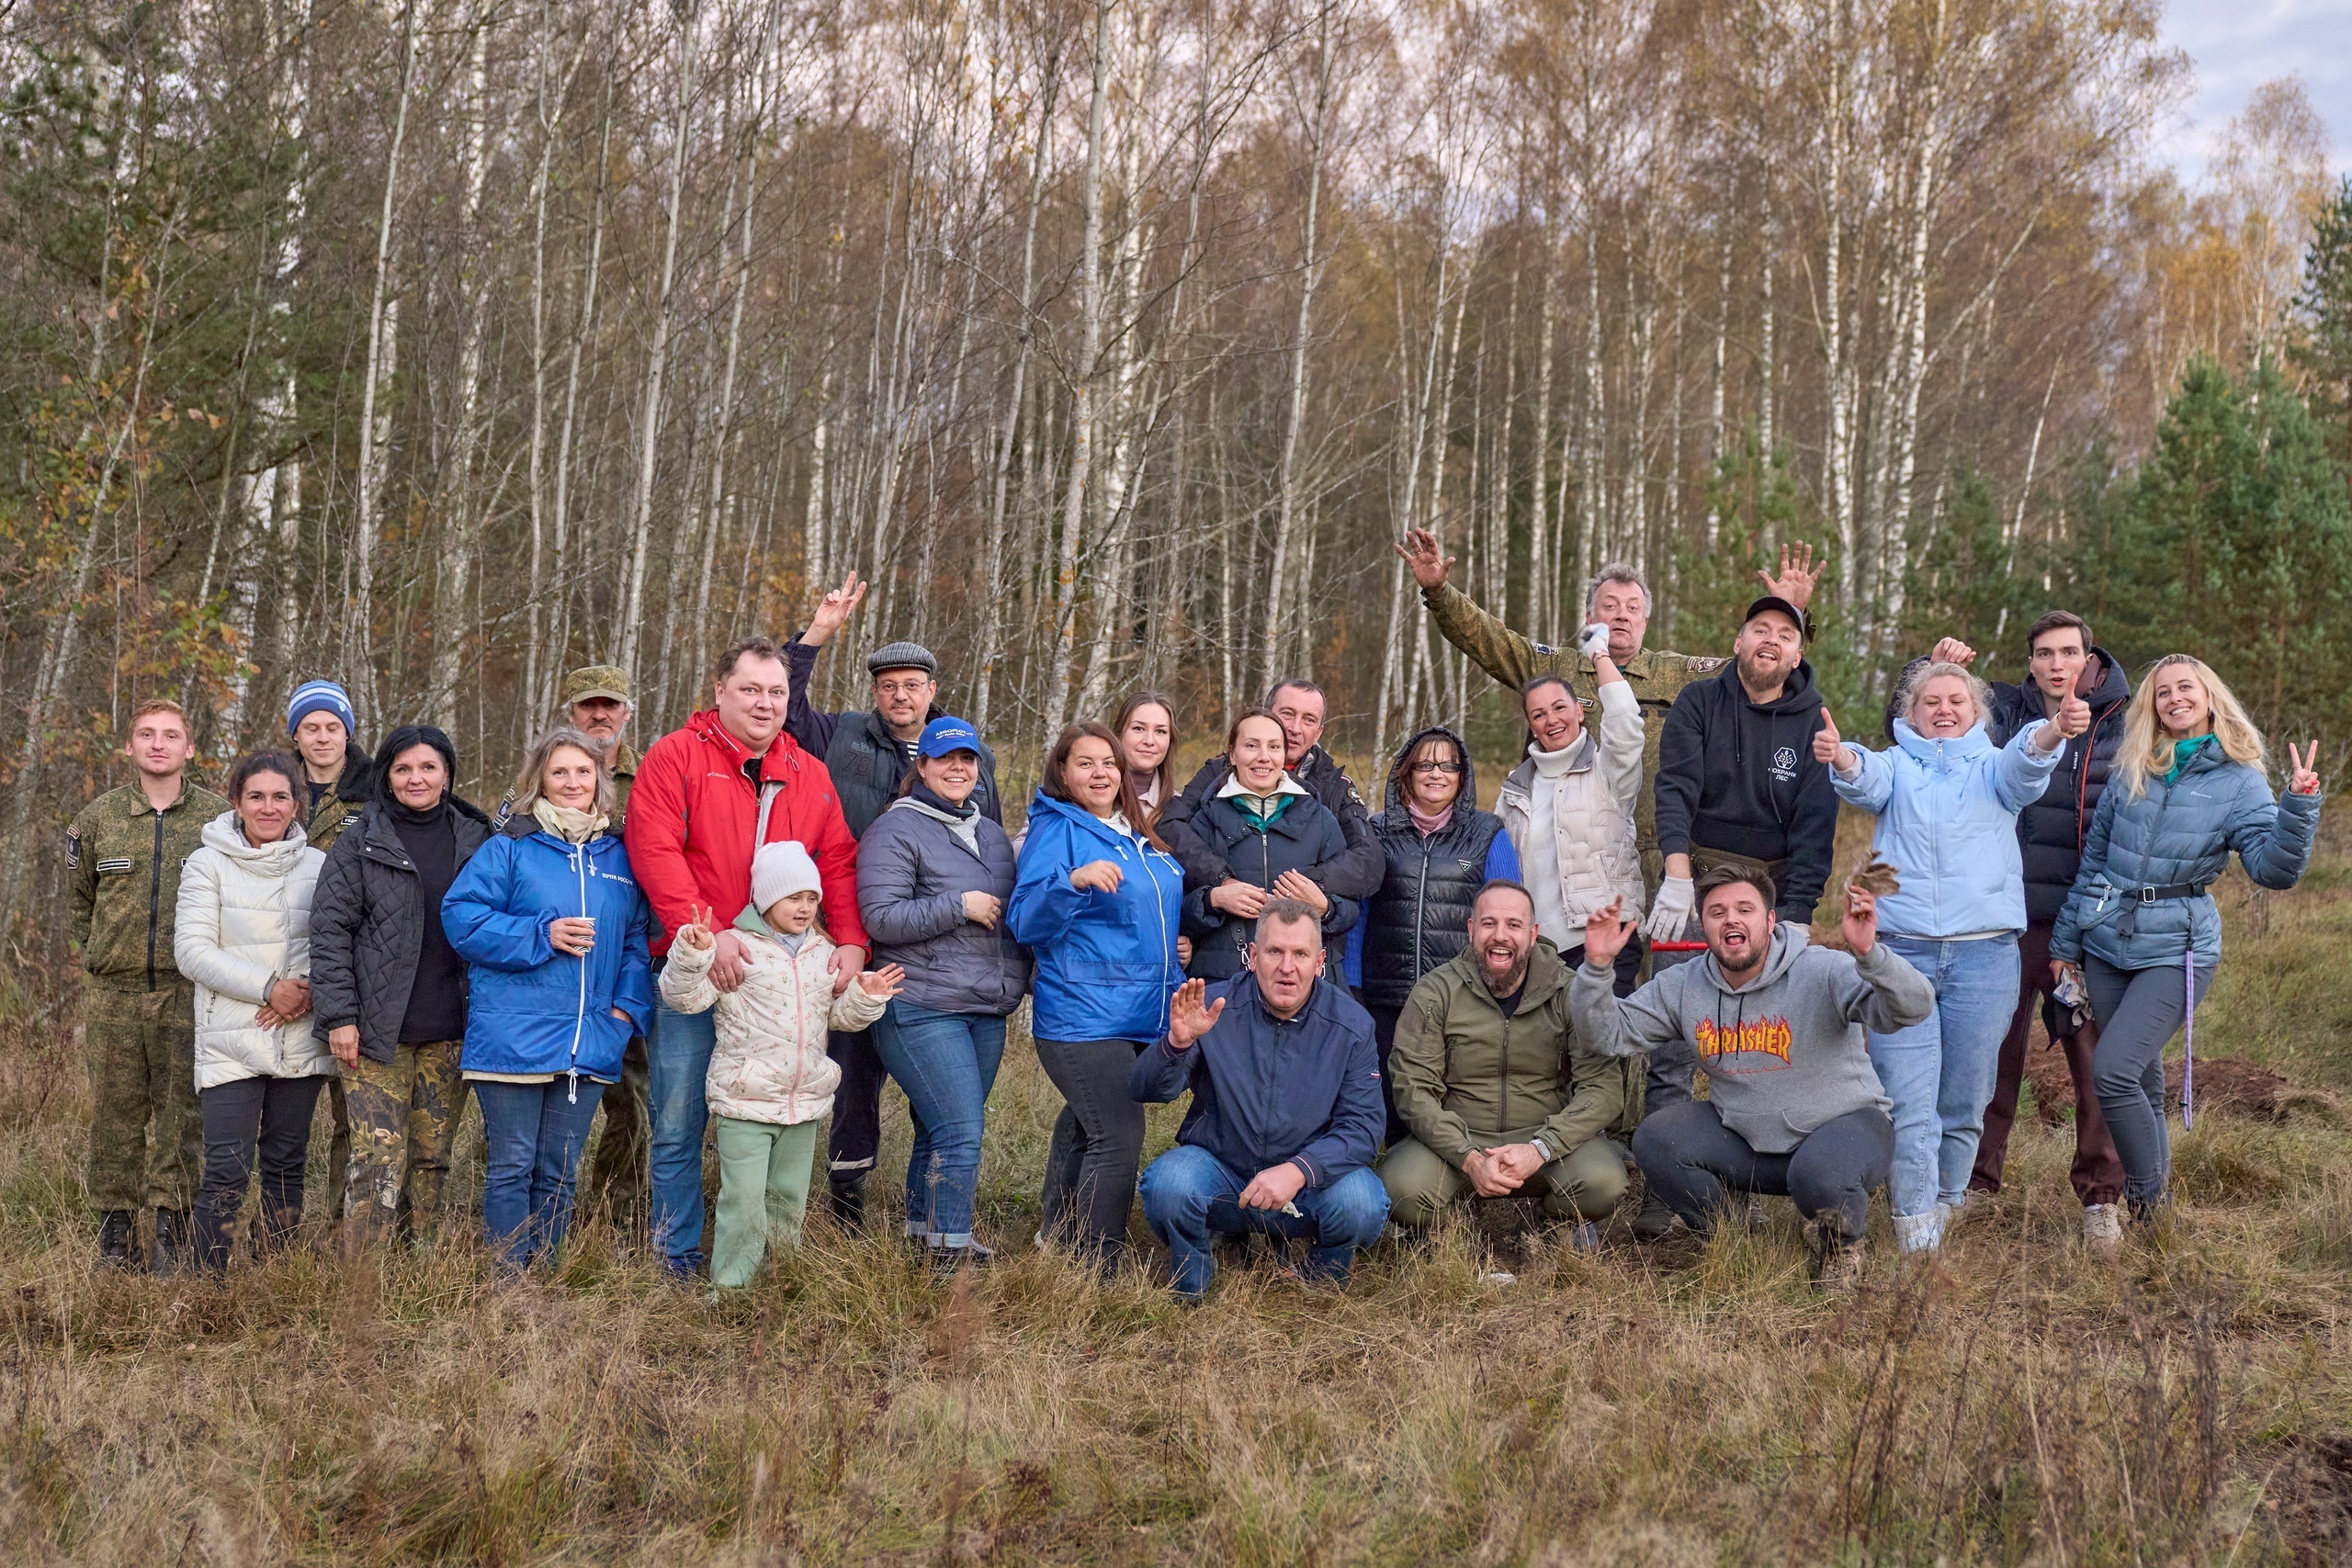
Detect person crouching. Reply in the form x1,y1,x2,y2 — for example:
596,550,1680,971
659,841,902,1286
1132,901,1390,1300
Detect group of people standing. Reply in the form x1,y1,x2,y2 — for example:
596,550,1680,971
65,538,2323,1295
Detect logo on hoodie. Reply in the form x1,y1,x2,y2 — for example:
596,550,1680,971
1695,1014,1793,1071
1770,746,1798,781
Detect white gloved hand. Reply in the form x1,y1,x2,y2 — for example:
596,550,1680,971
1641,875,1695,943
1577,622,1611,659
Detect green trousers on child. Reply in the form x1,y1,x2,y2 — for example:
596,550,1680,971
711,1115,820,1287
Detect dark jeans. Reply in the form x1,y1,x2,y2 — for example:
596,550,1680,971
1365,1005,1409,1149
1971,925,2124,1207
869,1000,1007,1246
194,1075,326,1271
2085,955,2214,1205
1139,1144,1391,1299
1034,1035,1148,1264
476,1078,606,1269
1633,1100,1894,1242
825,1026,888,1189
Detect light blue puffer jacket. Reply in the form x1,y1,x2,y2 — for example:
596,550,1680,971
2051,741,2320,970
1007,791,1184,1043
1831,718,2061,938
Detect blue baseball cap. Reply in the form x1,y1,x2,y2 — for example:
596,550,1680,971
287,680,357,738
917,716,981,759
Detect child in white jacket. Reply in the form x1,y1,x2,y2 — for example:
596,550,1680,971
661,840,900,1286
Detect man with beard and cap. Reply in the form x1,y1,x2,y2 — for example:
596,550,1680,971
1396,532,1825,898
1570,864,1933,1289
780,572,1002,1233
1378,882,1639,1250
1131,902,1389,1301
495,665,651,1240
1927,615,2133,1251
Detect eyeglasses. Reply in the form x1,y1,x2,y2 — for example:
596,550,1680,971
1408,760,1464,775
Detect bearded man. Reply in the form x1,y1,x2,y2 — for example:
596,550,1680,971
1377,881,1639,1247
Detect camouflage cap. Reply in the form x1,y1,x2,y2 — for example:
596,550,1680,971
560,665,634,705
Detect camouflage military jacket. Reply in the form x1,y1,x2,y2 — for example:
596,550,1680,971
1423,581,1728,886
68,779,230,989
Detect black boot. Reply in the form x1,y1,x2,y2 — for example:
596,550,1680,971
97,1209,136,1270
150,1207,190,1278
828,1178,867,1235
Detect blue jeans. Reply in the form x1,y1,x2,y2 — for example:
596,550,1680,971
649,993,719,1273
1868,935,2020,1218
1139,1144,1391,1300
869,999,1006,1247
475,1078,605,1269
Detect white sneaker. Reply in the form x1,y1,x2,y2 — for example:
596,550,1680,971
2082,1202,2123,1255
1893,1211,1944,1254
1936,1194,1974,1235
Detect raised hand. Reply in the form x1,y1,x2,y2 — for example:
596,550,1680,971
1395,528,1453,591
672,904,719,952
803,570,868,647
1070,859,1125,895
1840,886,1879,957
1760,541,1824,610
1584,896,1636,967
1272,868,1329,915
856,962,906,999
961,889,1003,928
2287,741,2322,796
2052,692,2092,739
1166,976,1227,1049
1930,637,1975,667
1813,706,1855,773
1577,622,1611,658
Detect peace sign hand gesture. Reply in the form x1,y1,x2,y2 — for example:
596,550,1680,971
2287,741,2323,797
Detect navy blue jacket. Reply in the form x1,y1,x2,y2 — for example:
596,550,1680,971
1654,657,1838,923
441,821,654,1083
1177,791,1363,981
1129,973,1384,1189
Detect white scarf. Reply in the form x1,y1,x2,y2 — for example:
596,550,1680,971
532,797,610,843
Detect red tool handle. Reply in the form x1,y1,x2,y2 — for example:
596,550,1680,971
1649,941,1709,952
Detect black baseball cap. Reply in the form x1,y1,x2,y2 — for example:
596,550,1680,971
1742,594,1813,641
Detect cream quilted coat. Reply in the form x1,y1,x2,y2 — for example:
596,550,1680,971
659,927,887,1125
175,811,333,1089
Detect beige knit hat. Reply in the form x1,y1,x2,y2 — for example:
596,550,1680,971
751,840,822,913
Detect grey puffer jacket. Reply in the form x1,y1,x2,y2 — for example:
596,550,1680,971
310,798,492,1064
2051,740,2319,971
856,795,1033,1016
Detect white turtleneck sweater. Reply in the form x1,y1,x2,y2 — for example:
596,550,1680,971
1521,737,1589,951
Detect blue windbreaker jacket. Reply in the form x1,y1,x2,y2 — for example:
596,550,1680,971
1831,717,2061,938
442,821,655,1084
1007,791,1184,1043
2051,743,2319,970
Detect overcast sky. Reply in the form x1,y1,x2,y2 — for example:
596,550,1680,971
2153,0,2352,177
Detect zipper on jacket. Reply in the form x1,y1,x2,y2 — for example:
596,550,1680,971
147,807,164,991
566,841,589,1103
1409,838,1432,983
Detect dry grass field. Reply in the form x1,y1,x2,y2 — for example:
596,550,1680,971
2,824,2349,1564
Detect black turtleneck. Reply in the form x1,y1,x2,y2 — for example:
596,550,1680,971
389,796,467,1043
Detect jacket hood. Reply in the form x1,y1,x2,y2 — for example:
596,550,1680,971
1025,788,1140,849
1723,653,1824,716
1381,725,1479,816
200,808,313,871
1891,717,1997,764
2079,649,2131,712
332,741,376,802
1697,920,1812,998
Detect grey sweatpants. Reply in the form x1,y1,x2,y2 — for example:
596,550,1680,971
2086,955,2214,1205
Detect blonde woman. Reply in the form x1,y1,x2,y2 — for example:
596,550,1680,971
2050,656,2323,1229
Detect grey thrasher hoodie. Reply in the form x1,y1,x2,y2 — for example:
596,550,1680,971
1568,924,1932,1153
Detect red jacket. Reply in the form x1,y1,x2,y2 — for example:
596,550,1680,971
625,708,869,957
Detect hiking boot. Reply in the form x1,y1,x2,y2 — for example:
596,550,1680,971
150,1207,190,1278
1744,1193,1771,1231
2082,1201,2124,1256
928,1240,995,1278
1807,1222,1868,1292
2126,1192,2175,1238
97,1209,136,1270
827,1179,867,1235
1631,1189,1679,1240
1566,1221,1606,1255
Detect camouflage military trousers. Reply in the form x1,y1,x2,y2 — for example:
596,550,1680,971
582,1033,650,1238
341,1041,468,1247
84,982,203,1212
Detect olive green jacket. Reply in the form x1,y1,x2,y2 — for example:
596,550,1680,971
1423,581,1729,892
68,779,230,989
1389,942,1639,1168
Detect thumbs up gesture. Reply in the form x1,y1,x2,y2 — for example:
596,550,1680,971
1813,707,1856,774
2052,692,2091,739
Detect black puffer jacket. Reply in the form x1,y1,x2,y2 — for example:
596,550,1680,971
1159,744,1384,898
1986,650,2132,926
1178,789,1362,980
1356,728,1511,1013
310,797,492,1064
